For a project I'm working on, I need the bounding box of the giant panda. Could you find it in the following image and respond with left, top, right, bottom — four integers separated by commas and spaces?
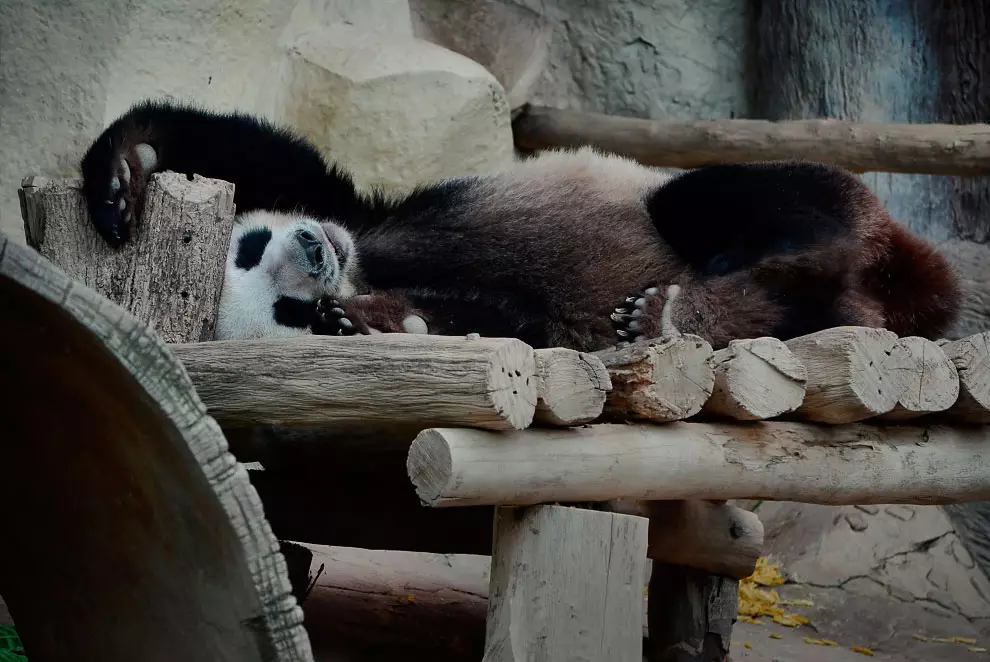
80, 99, 961, 350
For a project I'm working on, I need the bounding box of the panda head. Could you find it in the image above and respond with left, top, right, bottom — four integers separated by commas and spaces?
216, 210, 359, 340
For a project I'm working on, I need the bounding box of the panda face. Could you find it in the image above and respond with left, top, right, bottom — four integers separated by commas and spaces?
216, 210, 359, 340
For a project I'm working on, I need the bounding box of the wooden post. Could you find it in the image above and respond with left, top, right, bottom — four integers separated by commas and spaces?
645, 565, 737, 662
18, 173, 235, 343
483, 505, 649, 662
0, 234, 312, 661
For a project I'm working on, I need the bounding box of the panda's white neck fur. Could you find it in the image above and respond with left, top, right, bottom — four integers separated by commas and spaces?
216, 210, 359, 341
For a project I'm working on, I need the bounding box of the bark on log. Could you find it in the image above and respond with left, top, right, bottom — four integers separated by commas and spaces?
171, 334, 538, 433
533, 347, 611, 426
512, 105, 990, 176
18, 173, 235, 343
407, 421, 990, 508
941, 332, 990, 423
784, 326, 900, 424
645, 565, 737, 662
0, 234, 311, 661
484, 505, 648, 662
701, 337, 807, 421
595, 335, 715, 422
878, 336, 959, 421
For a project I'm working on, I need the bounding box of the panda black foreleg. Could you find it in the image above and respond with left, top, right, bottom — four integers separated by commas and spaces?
313, 291, 431, 337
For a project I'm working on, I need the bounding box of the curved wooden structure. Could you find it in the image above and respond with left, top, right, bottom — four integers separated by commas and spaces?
0, 234, 313, 662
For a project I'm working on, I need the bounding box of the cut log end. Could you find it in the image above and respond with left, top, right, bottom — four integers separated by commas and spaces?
702, 337, 807, 421
534, 347, 611, 426
481, 336, 540, 430
407, 428, 454, 507
879, 336, 959, 421
785, 326, 900, 424
596, 334, 715, 422
941, 332, 990, 423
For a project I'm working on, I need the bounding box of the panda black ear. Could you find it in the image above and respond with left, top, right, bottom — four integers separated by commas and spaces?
234, 228, 273, 270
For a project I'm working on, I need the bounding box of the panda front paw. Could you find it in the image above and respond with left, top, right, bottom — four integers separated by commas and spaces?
313, 293, 430, 337
609, 286, 665, 344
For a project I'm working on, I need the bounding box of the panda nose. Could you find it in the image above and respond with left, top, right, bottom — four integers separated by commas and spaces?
297, 230, 325, 273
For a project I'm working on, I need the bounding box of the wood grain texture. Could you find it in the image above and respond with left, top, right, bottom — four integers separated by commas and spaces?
407, 421, 990, 508
785, 326, 900, 424
595, 335, 715, 422
18, 173, 235, 343
701, 337, 807, 421
645, 565, 736, 662
512, 105, 990, 176
878, 336, 959, 421
483, 505, 648, 662
941, 332, 990, 423
171, 334, 538, 433
533, 347, 611, 426
0, 234, 311, 661
610, 500, 764, 581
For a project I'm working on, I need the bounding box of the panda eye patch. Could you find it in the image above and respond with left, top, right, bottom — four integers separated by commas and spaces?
234, 228, 273, 270
299, 230, 317, 243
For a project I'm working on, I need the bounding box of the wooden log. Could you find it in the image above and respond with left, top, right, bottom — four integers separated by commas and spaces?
512, 105, 990, 176
940, 332, 990, 423
18, 173, 235, 343
610, 500, 764, 580
297, 544, 490, 659
645, 565, 737, 662
595, 335, 715, 422
407, 421, 990, 508
533, 347, 611, 426
784, 326, 900, 423
484, 505, 649, 662
878, 336, 960, 421
700, 337, 807, 420
171, 334, 538, 432
0, 234, 311, 661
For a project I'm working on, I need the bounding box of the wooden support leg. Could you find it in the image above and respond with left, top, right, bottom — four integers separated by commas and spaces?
484, 505, 649, 662
645, 564, 738, 662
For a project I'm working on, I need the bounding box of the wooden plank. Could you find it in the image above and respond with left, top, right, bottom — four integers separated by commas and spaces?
171, 334, 539, 432
18, 173, 235, 343
0, 234, 311, 661
407, 421, 990, 507
483, 505, 648, 662
512, 105, 990, 176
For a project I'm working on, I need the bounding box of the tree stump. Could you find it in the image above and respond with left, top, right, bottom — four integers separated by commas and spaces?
0, 234, 312, 662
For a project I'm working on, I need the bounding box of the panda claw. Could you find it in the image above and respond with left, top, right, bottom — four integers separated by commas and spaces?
611, 285, 667, 344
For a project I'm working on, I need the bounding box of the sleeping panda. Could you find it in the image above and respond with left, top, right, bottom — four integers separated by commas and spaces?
80, 99, 961, 350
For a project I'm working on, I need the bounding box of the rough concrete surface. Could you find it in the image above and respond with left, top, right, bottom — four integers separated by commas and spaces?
730, 501, 990, 661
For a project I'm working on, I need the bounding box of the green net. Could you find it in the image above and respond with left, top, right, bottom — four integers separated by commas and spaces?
0, 625, 26, 661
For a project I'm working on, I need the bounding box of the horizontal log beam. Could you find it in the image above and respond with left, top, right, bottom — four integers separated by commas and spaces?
512, 105, 990, 176
170, 334, 538, 433
407, 421, 990, 508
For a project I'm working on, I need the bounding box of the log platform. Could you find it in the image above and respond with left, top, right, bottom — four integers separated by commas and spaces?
11, 168, 990, 662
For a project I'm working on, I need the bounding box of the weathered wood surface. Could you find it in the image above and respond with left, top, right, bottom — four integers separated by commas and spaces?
785, 326, 900, 424
484, 505, 648, 662
701, 337, 807, 421
533, 347, 610, 426
171, 334, 539, 432
612, 500, 764, 580
878, 336, 959, 421
941, 332, 990, 423
512, 105, 990, 176
18, 173, 235, 343
595, 335, 715, 422
407, 422, 990, 508
0, 234, 311, 661
645, 565, 737, 662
